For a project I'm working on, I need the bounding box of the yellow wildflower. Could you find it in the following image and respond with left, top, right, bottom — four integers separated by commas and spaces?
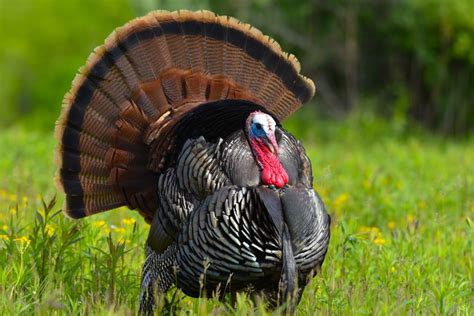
111, 225, 126, 234
9, 206, 17, 215
14, 236, 31, 246
45, 224, 55, 236
373, 237, 386, 245
9, 194, 17, 202
358, 225, 371, 234
92, 220, 106, 228
122, 218, 136, 225
358, 226, 380, 235
333, 193, 349, 209
21, 196, 28, 207
387, 221, 396, 230
118, 237, 131, 244
0, 234, 8, 240
359, 225, 387, 245
370, 226, 380, 235
396, 181, 403, 189
115, 227, 126, 234
102, 226, 111, 235
406, 214, 415, 223
0, 189, 6, 199
391, 266, 396, 273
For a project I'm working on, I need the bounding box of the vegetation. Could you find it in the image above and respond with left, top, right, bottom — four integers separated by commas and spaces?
0, 0, 472, 314
1, 0, 473, 134
0, 111, 472, 314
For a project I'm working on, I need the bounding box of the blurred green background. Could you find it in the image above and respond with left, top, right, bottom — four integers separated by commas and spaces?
1, 0, 473, 135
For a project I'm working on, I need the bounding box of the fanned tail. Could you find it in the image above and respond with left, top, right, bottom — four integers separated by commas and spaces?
55, 10, 315, 221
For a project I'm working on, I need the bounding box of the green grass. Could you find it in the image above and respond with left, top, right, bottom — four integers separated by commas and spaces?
0, 110, 472, 315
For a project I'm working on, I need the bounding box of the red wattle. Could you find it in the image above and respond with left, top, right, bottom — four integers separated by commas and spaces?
261, 168, 273, 184
251, 138, 289, 188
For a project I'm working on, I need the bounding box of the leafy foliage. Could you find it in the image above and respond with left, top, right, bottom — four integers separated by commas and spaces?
1, 0, 473, 134
213, 0, 474, 134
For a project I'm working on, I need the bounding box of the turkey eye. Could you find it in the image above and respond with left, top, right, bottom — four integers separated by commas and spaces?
255, 123, 262, 130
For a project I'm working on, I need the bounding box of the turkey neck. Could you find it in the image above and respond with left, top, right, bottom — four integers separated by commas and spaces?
250, 138, 289, 188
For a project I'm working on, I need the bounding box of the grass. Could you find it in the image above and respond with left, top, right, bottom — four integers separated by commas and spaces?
0, 109, 472, 315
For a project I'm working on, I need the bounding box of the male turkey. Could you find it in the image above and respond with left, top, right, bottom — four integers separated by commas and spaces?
55, 10, 330, 313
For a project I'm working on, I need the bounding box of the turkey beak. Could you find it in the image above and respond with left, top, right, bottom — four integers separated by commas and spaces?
263, 134, 278, 155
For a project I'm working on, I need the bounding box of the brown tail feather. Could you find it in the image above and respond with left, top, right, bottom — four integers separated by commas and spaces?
56, 10, 315, 221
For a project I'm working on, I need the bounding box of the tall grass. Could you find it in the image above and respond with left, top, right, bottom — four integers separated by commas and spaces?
0, 112, 472, 314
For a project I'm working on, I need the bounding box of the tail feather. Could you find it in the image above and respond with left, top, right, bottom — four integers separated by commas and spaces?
56, 10, 315, 221
160, 13, 192, 71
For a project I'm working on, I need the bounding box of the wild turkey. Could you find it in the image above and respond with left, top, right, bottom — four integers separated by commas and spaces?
55, 10, 330, 313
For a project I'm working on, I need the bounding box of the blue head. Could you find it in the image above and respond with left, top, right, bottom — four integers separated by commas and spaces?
246, 111, 278, 154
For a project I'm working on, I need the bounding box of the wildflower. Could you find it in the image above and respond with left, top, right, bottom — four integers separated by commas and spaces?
333, 193, 349, 209
14, 236, 31, 246
2, 225, 7, 232
21, 196, 28, 207
359, 225, 387, 245
111, 226, 126, 234
406, 214, 419, 232
117, 228, 126, 234
45, 224, 55, 236
0, 234, 8, 240
118, 237, 131, 244
358, 226, 380, 235
358, 226, 372, 234
9, 194, 17, 202
373, 237, 386, 245
391, 266, 396, 273
122, 218, 136, 225
395, 181, 403, 189
387, 221, 396, 230
9, 206, 17, 215
0, 189, 6, 199
92, 220, 106, 228
358, 226, 380, 236
370, 226, 380, 235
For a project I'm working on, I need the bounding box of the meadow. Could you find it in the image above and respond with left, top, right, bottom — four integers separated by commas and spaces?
0, 109, 472, 315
